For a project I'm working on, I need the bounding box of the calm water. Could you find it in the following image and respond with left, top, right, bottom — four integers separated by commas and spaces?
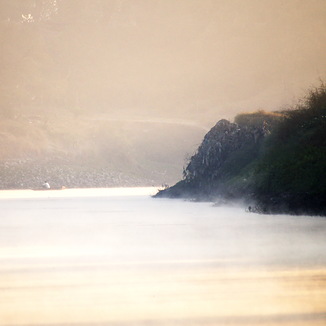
0, 188, 326, 326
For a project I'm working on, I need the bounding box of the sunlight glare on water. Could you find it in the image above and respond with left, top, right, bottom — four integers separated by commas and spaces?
0, 187, 157, 199
0, 188, 326, 326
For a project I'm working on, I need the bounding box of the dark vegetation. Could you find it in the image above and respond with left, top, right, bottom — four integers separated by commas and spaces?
156, 84, 326, 216
253, 83, 326, 215
155, 112, 282, 200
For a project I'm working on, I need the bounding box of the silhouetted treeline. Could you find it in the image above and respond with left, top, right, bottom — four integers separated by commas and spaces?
156, 83, 326, 216
253, 83, 326, 215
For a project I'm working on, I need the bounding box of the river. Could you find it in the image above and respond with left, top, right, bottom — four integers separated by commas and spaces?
0, 188, 325, 326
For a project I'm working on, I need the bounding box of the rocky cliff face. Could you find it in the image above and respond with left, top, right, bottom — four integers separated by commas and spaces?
156, 119, 269, 200
184, 119, 268, 181
156, 85, 326, 216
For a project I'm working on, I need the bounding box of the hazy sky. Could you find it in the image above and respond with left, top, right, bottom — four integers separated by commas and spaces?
101, 0, 326, 120
2, 0, 326, 122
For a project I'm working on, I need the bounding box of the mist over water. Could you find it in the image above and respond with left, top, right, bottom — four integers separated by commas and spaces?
0, 188, 326, 325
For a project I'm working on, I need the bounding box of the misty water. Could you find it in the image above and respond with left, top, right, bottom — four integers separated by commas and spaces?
0, 188, 326, 326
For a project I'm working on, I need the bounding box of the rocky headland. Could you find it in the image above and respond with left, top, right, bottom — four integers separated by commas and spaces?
155, 117, 271, 201
156, 85, 326, 216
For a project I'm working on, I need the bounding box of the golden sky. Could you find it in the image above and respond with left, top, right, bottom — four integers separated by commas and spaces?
79, 0, 326, 120
2, 0, 326, 121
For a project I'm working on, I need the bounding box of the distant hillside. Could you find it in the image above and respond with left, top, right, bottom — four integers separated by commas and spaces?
156, 84, 326, 216
0, 114, 206, 189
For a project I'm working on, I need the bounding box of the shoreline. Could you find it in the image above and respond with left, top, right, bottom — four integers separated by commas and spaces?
0, 186, 158, 199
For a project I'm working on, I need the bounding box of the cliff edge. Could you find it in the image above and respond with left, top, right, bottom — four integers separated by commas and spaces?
156, 84, 326, 216
155, 117, 271, 201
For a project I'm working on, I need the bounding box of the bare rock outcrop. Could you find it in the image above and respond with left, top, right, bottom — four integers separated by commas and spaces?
156, 119, 269, 199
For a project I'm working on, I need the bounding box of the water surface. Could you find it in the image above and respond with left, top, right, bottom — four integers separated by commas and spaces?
0, 188, 325, 325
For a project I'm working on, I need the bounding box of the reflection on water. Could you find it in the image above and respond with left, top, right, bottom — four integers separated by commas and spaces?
0, 188, 326, 325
